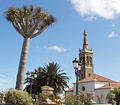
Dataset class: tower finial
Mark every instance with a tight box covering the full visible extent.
[84,29,87,35]
[83,29,88,50]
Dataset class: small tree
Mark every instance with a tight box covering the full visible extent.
[111,87,120,105]
[106,92,115,103]
[107,87,120,105]
[5,89,33,105]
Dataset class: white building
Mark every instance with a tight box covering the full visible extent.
[66,30,120,103]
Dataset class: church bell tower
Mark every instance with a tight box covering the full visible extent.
[79,30,93,80]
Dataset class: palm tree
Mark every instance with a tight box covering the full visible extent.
[6,6,55,90]
[25,67,47,94]
[25,62,69,95]
[44,62,69,95]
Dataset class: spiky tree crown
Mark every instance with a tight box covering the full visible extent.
[6,5,55,38]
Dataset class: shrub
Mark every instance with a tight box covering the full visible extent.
[64,95,94,105]
[64,95,84,105]
[5,89,33,105]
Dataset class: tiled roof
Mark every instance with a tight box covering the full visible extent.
[78,74,116,83]
[95,82,120,90]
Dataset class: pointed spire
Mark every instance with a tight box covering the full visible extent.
[83,29,88,50]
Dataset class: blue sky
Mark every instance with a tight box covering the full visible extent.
[1,0,120,91]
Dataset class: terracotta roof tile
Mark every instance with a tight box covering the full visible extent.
[78,74,116,83]
[95,82,120,90]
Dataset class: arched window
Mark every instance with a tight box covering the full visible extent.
[90,57,92,64]
[82,86,85,91]
[87,56,89,64]
[88,73,91,77]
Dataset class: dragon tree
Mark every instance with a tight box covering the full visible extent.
[6,5,55,90]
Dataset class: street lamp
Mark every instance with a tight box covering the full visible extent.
[72,58,81,95]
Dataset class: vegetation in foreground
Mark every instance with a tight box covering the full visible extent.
[5,89,33,105]
[64,95,93,105]
[107,87,120,105]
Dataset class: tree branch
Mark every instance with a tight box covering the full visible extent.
[30,25,48,39]
[29,18,40,36]
[12,21,25,37]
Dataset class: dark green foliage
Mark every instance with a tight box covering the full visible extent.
[110,87,120,94]
[106,87,120,105]
[5,89,33,105]
[24,62,69,95]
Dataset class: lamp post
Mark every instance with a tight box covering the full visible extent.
[30,76,33,95]
[72,58,81,95]
[29,74,37,95]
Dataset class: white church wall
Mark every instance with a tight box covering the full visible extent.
[66,82,111,104]
[72,82,95,95]
[94,89,110,104]
[79,82,95,94]
[95,82,107,89]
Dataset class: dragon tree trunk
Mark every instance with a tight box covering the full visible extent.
[15,37,30,90]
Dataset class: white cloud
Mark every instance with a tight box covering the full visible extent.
[70,0,120,20]
[108,31,119,38]
[84,16,96,21]
[44,45,70,53]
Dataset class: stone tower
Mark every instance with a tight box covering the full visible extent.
[79,30,93,80]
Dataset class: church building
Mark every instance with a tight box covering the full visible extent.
[67,30,120,103]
